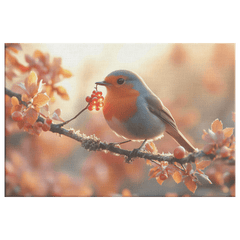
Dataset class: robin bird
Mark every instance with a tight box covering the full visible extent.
[95,70,195,157]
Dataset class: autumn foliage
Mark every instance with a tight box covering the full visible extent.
[5,43,235,197]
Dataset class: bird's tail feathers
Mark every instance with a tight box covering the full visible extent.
[166,128,195,153]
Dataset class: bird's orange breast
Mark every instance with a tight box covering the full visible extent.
[103,84,140,122]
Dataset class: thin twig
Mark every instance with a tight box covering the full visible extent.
[5,88,28,107]
[54,104,89,127]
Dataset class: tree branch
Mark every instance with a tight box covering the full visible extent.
[5,88,28,107]
[5,87,217,165]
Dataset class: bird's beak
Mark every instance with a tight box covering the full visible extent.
[95,81,111,86]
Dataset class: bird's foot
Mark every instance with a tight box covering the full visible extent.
[125,139,148,163]
[125,148,140,163]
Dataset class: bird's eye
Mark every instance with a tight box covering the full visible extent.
[117,78,125,85]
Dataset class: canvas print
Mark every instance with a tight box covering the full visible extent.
[5,43,235,197]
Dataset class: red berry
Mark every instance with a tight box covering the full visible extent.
[11,111,23,122]
[91,93,96,98]
[98,96,104,101]
[174,146,186,159]
[92,90,96,94]
[98,102,104,108]
[42,123,51,131]
[91,97,98,104]
[96,91,102,97]
[96,106,100,111]
[45,117,52,125]
[85,96,92,102]
[88,105,93,111]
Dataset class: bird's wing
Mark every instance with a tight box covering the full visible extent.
[145,94,178,131]
[145,94,195,152]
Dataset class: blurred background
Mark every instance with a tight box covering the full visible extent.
[5,43,235,196]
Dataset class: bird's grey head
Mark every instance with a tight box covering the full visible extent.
[96,69,153,96]
[109,70,153,94]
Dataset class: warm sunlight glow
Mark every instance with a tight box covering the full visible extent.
[117,44,169,63]
[45,44,105,70]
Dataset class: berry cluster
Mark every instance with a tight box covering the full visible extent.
[86,90,104,111]
[11,108,53,135]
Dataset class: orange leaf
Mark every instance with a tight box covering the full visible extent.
[34,106,41,113]
[60,68,72,78]
[11,96,19,106]
[202,130,215,143]
[211,119,223,133]
[197,169,204,175]
[33,50,44,59]
[52,108,64,122]
[145,142,158,154]
[22,94,30,102]
[196,160,212,170]
[43,103,49,112]
[25,108,38,125]
[38,79,45,93]
[223,128,234,138]
[33,93,50,107]
[199,173,212,184]
[53,108,62,116]
[202,129,208,140]
[215,131,224,145]
[146,160,152,166]
[18,64,29,73]
[203,143,214,154]
[172,171,182,184]
[220,146,231,158]
[5,51,18,65]
[56,86,69,100]
[148,166,160,179]
[183,176,197,193]
[156,176,164,185]
[6,43,22,52]
[25,71,38,97]
[8,46,19,53]
[11,104,22,114]
[52,113,64,122]
[174,162,184,170]
[26,71,38,88]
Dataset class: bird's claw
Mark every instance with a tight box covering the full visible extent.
[125,148,140,163]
